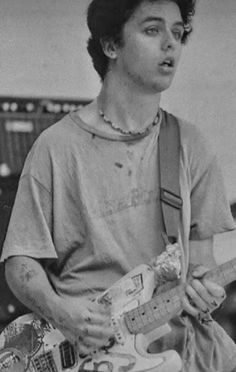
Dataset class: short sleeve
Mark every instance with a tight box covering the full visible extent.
[188,127,235,240]
[0,157,57,262]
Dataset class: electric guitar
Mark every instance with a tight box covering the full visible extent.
[0,256,236,372]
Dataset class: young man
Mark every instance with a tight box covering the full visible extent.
[1,0,236,370]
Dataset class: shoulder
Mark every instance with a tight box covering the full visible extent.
[163,110,216,168]
[36,113,83,147]
[164,111,210,151]
[29,112,91,156]
[21,113,87,178]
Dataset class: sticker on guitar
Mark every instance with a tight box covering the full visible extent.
[0,243,193,372]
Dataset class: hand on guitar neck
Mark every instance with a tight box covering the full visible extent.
[1,257,235,372]
[0,259,184,372]
[125,257,235,335]
[182,264,226,323]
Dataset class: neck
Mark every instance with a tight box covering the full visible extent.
[97,72,161,133]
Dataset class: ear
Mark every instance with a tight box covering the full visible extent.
[100,38,118,59]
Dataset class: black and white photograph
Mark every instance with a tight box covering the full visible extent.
[0,1,236,371]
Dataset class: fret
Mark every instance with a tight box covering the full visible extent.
[205,258,236,287]
[33,351,57,372]
[151,298,170,317]
[124,285,184,334]
[221,266,230,286]
[136,309,151,327]
[217,265,229,286]
[125,258,236,335]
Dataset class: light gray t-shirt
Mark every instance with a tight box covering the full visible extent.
[1,109,236,371]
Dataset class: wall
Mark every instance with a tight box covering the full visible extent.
[0,0,98,99]
[161,0,236,203]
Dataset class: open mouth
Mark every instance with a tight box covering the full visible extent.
[160,58,175,68]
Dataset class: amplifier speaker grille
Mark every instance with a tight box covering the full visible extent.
[0,96,89,176]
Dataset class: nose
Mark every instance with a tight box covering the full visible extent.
[161,30,175,51]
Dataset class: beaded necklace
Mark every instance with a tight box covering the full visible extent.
[99,108,160,135]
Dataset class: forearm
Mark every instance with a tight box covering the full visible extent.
[5,255,114,351]
[5,255,61,325]
[183,238,226,319]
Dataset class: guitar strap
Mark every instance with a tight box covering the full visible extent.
[159,111,183,244]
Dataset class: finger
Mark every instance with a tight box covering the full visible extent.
[190,279,214,305]
[88,303,111,317]
[83,335,112,349]
[186,283,209,312]
[77,333,112,355]
[187,281,225,313]
[84,324,114,340]
[77,337,94,357]
[202,279,226,298]
[83,308,110,326]
[85,313,111,326]
[182,295,199,318]
[191,265,209,279]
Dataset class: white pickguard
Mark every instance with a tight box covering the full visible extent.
[0,264,182,372]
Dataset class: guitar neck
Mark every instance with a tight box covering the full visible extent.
[124,257,236,335]
[204,257,236,287]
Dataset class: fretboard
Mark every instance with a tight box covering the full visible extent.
[124,257,236,334]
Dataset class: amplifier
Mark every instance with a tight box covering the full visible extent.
[0,96,89,176]
[0,175,28,332]
[0,96,89,331]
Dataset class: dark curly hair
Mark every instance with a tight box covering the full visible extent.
[87,0,196,80]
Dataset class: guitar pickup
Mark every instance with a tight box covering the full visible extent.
[59,340,76,369]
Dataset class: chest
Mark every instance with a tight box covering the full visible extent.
[74,136,160,219]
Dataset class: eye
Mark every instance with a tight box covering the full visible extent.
[172,29,184,41]
[144,26,160,36]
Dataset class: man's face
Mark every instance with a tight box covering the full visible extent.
[113,0,184,93]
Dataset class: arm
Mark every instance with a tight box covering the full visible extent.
[180,124,234,320]
[5,256,59,321]
[5,255,113,355]
[182,238,226,320]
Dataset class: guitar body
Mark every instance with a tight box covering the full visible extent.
[0,263,182,372]
[1,243,235,372]
[0,313,180,372]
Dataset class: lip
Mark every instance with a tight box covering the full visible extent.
[158,64,174,75]
[158,56,175,74]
